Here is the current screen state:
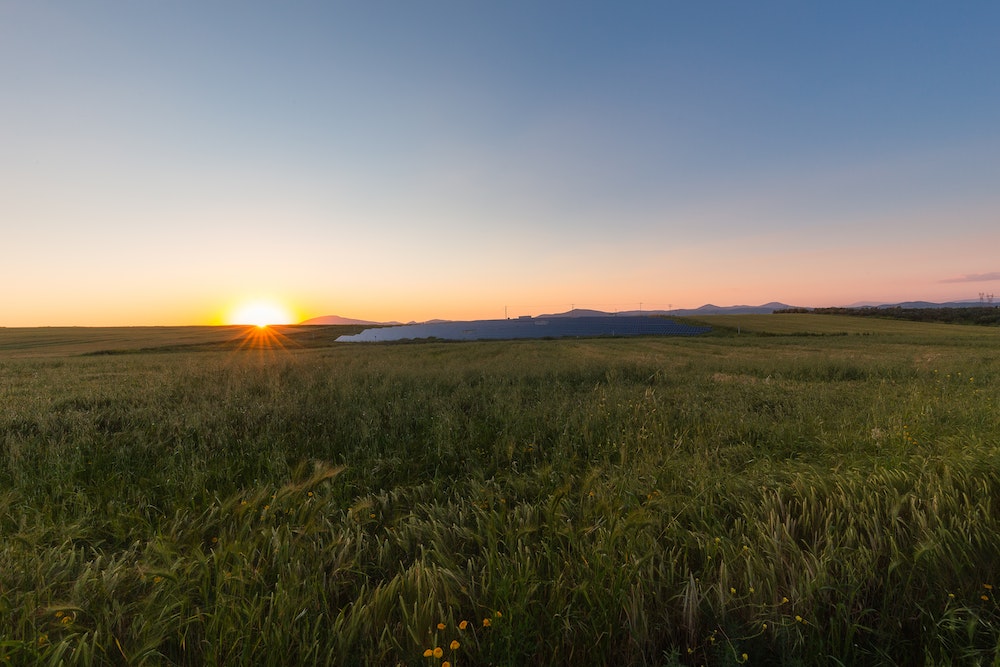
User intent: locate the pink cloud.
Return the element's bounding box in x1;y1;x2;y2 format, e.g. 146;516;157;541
941;272;1000;283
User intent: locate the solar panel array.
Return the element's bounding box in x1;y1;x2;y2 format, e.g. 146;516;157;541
336;316;711;342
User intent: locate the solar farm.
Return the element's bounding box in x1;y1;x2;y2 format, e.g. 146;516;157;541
336;315;711;341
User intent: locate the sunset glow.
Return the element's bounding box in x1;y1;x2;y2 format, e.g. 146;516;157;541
228;301;294;327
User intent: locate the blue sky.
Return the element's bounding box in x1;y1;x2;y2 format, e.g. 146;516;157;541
2;2;999;325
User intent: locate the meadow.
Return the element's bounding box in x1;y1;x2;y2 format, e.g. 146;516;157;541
1;316;999;665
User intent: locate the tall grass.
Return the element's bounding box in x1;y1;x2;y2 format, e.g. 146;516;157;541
1;331;999;664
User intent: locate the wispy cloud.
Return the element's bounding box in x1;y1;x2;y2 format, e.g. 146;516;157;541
941;272;1000;283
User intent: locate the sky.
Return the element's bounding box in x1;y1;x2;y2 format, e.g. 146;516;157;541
2;1;999;326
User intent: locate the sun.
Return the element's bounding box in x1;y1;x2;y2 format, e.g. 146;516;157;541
229;300;294;327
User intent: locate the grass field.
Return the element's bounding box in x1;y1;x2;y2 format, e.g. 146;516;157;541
2;316;999;665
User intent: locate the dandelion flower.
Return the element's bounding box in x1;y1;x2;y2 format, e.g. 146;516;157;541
433;647;443;658
495;611;502;617
458;620;468;630
443;662;451;667
982;595;990;601
423;649;433;657
483;618;491;627
437;622;446;630
450;640;460;650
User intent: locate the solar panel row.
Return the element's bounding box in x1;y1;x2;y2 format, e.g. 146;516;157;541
336;317;711;342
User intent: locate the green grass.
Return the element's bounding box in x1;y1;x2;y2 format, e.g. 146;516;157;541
695;312;1000;337
0;325;368;357
2;322;1000;665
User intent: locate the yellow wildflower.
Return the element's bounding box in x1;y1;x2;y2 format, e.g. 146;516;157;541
437;622;446;630
423;649;433;657
483;618;491;627
450;640;460;650
433;647;443;658
443;663;451;667
985;584;994;590
982;595;990;601
458;620;468;630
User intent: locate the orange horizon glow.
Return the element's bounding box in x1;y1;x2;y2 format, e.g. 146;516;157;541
225;299;297;327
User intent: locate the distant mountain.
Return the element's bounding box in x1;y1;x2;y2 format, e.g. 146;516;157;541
303;301;995;328
666;302;798;316
300;315;397;326
536;308;611;318
539;303;798;318
875;300;987;309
